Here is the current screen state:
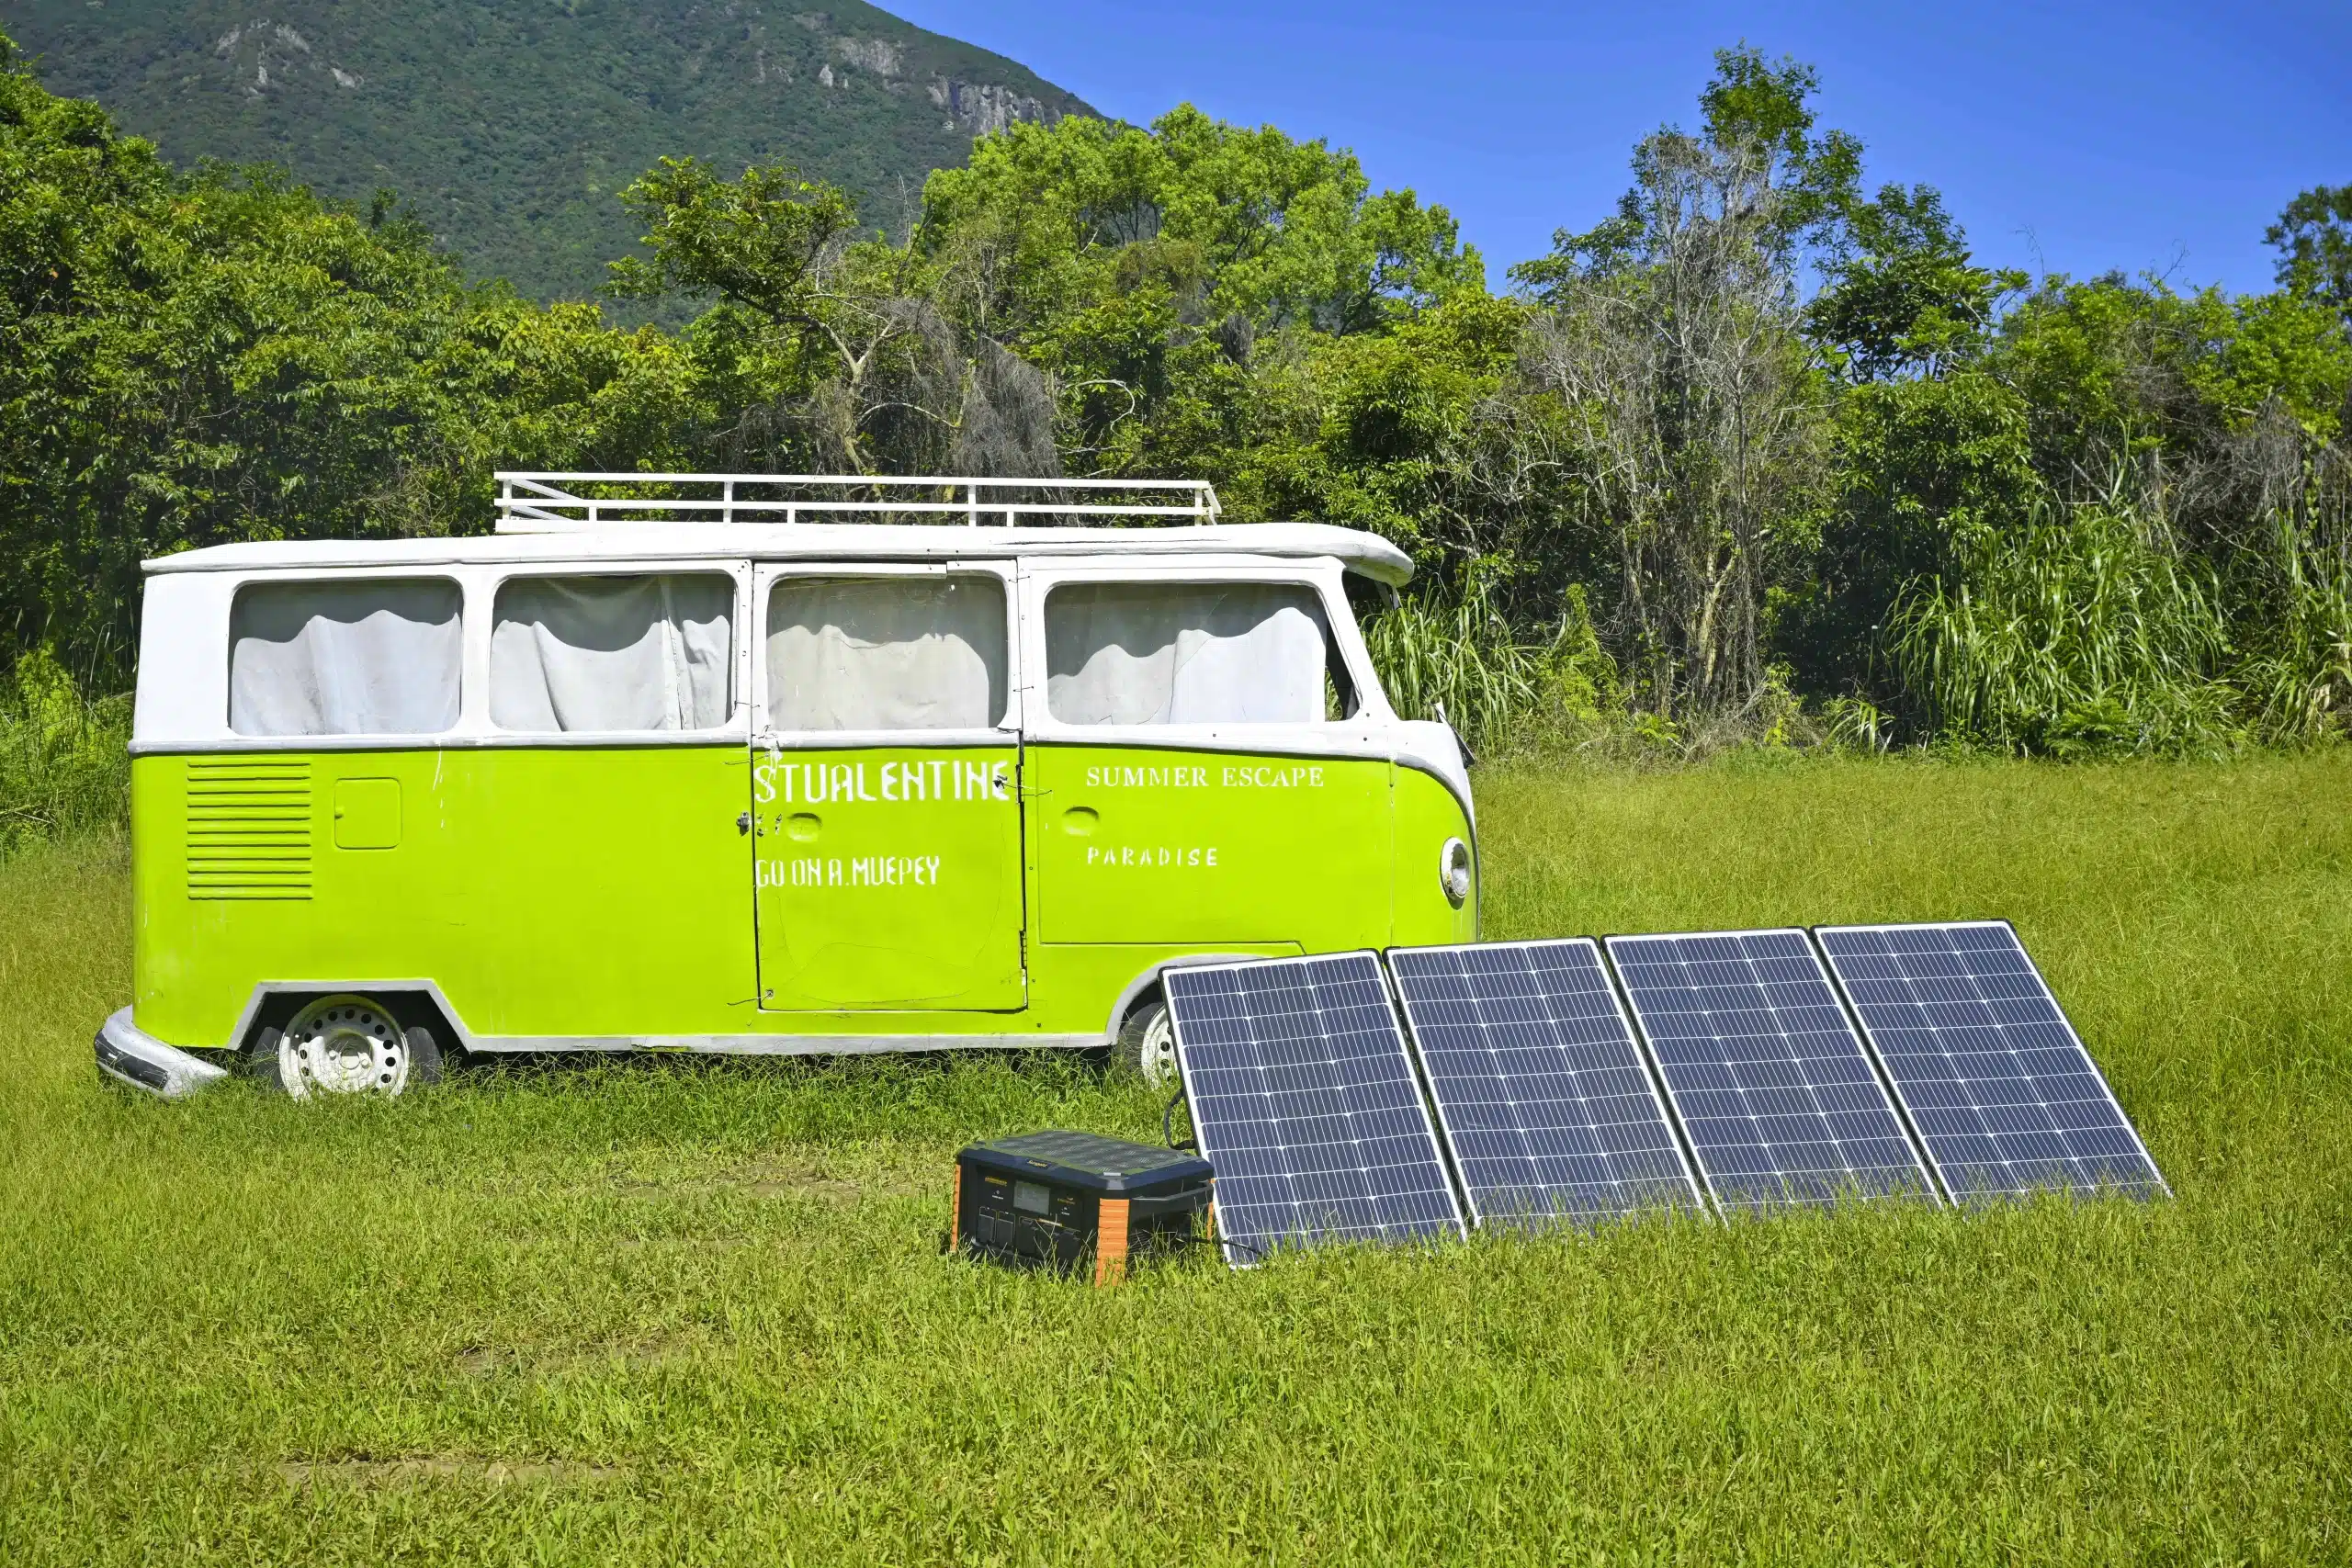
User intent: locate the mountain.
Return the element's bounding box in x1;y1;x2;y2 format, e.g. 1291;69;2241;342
2;0;1094;302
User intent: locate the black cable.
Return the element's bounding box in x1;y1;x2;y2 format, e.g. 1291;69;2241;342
1155;1229;1262;1264
1163;1086;1197;1151
1195;1231;1265;1263
1158;1090;1249;1258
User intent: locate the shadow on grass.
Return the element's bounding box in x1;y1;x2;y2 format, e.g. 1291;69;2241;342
441;1040;1122;1092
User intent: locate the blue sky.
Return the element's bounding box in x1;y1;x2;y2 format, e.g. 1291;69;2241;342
890;0;2349;296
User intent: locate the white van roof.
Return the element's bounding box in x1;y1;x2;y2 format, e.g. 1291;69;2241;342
143;520;1415;586
143;471;1418;586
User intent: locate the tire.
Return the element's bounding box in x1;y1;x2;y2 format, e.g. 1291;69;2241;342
403;1024;446;1088
244;1026;288;1094
265;994;427;1100
1115;995;1180;1089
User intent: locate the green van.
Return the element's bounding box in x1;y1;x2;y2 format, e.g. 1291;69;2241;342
95;475;1477;1100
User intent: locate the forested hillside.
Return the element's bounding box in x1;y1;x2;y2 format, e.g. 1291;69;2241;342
0;0;1091;301
3;27;2348;766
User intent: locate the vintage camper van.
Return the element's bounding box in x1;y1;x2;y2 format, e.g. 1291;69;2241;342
94;475;1476;1100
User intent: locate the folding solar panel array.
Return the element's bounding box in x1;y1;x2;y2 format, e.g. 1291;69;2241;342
1164;953;1464;1267
1814;922;2168;1203
1386;940;1702;1228
1159;922;2164;1268
1604;931;1938;1213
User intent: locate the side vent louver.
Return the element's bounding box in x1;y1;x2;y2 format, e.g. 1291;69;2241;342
186;758;313;900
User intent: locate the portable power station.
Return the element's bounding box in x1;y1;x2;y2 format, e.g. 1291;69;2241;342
952;1131;1215;1284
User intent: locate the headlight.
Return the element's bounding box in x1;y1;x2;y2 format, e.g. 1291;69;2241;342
1440;838;1473;908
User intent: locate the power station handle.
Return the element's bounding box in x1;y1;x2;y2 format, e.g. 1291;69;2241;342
1124;1186;1214;1219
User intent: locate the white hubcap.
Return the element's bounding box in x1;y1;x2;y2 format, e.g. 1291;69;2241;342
1136;1008;1179;1089
279;997;407;1099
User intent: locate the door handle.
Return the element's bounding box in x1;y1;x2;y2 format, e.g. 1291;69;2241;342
736;812;752;835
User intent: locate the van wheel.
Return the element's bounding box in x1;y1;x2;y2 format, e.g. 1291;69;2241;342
1116;997;1181;1089
264;995;436;1100
244;1027;288;1094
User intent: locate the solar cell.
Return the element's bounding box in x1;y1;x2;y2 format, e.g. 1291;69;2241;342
1388;939;1704;1228
1164;952;1465;1265
1814;921;2167;1203
1602;930;1939;1213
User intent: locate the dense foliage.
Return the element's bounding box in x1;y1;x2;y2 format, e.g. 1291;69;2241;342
4;0;1091;306
0;649;125;854
5;29;2349;756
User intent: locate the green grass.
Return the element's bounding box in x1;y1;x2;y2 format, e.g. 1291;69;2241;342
4;756;2350;1564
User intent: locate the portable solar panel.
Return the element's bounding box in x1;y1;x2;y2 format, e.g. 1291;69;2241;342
1387;939;1704;1228
1602;930;1939;1213
1164;952;1465;1265
1814;921;2167;1203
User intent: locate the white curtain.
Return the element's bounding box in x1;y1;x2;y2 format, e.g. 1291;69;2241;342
229;579;462;737
765;576;1008;731
1046;582;1329;725
492;574;733;732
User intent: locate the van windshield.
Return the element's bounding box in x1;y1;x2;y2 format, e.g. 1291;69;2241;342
1045;581;1339;725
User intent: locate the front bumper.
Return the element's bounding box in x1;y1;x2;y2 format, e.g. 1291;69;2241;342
94;1009;230;1100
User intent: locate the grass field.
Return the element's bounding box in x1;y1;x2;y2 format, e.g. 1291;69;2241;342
3;755;2348;1564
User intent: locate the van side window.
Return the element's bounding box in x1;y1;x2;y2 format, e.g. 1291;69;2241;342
492;573;734;732
766;575;1008;730
229;579;461;737
1045;581;1344;725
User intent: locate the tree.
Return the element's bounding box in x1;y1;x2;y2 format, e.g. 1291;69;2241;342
1806;185;2022;381
1508;47;1838;718
610;156;1063;479
912;107;1483;477
1218;294;1558;589
1785;180;2030;696
0;28;696;681
2268;185;2352;328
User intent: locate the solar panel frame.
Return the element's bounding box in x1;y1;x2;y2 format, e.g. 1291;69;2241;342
1814;920;2169;1204
1164;951;1467;1268
1387;938;1707;1229
1602;928;1942;1213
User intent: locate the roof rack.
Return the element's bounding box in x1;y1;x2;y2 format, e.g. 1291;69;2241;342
494;473;1222;533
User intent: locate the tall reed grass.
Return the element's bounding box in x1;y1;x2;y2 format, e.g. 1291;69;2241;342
1885;449;2352;756
1361;584;1618;754
1889;503;2241;755
0;651;130;856
2240;509;2352;741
